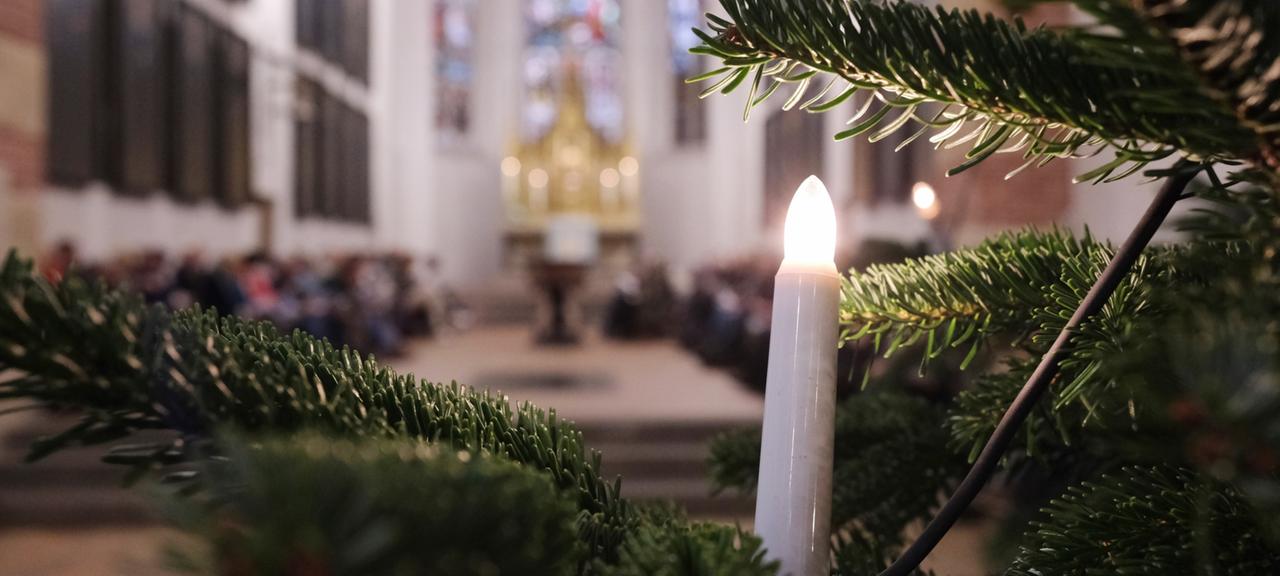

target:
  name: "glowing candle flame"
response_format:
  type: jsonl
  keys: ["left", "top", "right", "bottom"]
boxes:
{"left": 783, "top": 175, "right": 837, "bottom": 268}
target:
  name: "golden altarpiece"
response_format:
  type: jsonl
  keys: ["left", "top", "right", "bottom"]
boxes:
{"left": 500, "top": 69, "right": 641, "bottom": 272}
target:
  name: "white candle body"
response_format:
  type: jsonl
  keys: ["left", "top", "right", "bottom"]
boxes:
{"left": 755, "top": 265, "right": 840, "bottom": 576}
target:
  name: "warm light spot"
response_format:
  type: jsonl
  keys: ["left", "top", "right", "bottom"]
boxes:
{"left": 560, "top": 145, "right": 584, "bottom": 166}
{"left": 912, "top": 182, "right": 940, "bottom": 220}
{"left": 564, "top": 170, "right": 582, "bottom": 192}
{"left": 618, "top": 156, "right": 639, "bottom": 177}
{"left": 501, "top": 156, "right": 522, "bottom": 177}
{"left": 599, "top": 167, "right": 621, "bottom": 188}
{"left": 783, "top": 176, "right": 837, "bottom": 267}
{"left": 528, "top": 168, "right": 549, "bottom": 188}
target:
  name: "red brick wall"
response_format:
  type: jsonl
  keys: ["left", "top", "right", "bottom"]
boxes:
{"left": 936, "top": 153, "right": 1072, "bottom": 226}
{"left": 935, "top": 2, "right": 1074, "bottom": 228}
{"left": 0, "top": 0, "right": 42, "bottom": 43}
{"left": 0, "top": 0, "right": 45, "bottom": 191}
{"left": 0, "top": 125, "right": 44, "bottom": 190}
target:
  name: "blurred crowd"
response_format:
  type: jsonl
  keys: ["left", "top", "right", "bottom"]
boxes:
{"left": 676, "top": 254, "right": 781, "bottom": 393}
{"left": 602, "top": 261, "right": 680, "bottom": 341}
{"left": 628, "top": 241, "right": 943, "bottom": 397}
{"left": 39, "top": 241, "right": 466, "bottom": 358}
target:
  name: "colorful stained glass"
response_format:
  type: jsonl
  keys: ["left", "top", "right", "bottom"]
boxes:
{"left": 669, "top": 0, "right": 706, "bottom": 144}
{"left": 522, "top": 0, "right": 624, "bottom": 142}
{"left": 668, "top": 0, "right": 701, "bottom": 74}
{"left": 435, "top": 0, "right": 475, "bottom": 143}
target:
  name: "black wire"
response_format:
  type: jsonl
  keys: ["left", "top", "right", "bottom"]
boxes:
{"left": 878, "top": 162, "right": 1200, "bottom": 576}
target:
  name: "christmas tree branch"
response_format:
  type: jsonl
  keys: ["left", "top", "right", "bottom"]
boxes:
{"left": 1139, "top": 0, "right": 1280, "bottom": 172}
{"left": 598, "top": 504, "right": 777, "bottom": 576}
{"left": 1006, "top": 466, "right": 1277, "bottom": 574}
{"left": 876, "top": 159, "right": 1196, "bottom": 576}
{"left": 839, "top": 229, "right": 1166, "bottom": 363}
{"left": 0, "top": 252, "right": 632, "bottom": 559}
{"left": 170, "top": 433, "right": 585, "bottom": 575}
{"left": 841, "top": 227, "right": 1183, "bottom": 423}
{"left": 692, "top": 0, "right": 1254, "bottom": 180}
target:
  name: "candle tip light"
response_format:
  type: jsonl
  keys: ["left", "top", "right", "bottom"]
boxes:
{"left": 783, "top": 176, "right": 837, "bottom": 269}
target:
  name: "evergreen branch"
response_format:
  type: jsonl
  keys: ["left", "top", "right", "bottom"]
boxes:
{"left": 1134, "top": 178, "right": 1280, "bottom": 541}
{"left": 692, "top": 0, "right": 1254, "bottom": 179}
{"left": 0, "top": 249, "right": 786, "bottom": 573}
{"left": 0, "top": 252, "right": 632, "bottom": 560}
{"left": 597, "top": 504, "right": 777, "bottom": 576}
{"left": 840, "top": 229, "right": 1201, "bottom": 458}
{"left": 168, "top": 433, "right": 584, "bottom": 576}
{"left": 1139, "top": 0, "right": 1280, "bottom": 172}
{"left": 839, "top": 229, "right": 1079, "bottom": 360}
{"left": 1159, "top": 305, "right": 1280, "bottom": 544}
{"left": 839, "top": 229, "right": 1168, "bottom": 366}
{"left": 948, "top": 360, "right": 1069, "bottom": 461}
{"left": 1005, "top": 466, "right": 1279, "bottom": 575}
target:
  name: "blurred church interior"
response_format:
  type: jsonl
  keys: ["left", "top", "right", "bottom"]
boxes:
{"left": 0, "top": 1, "right": 1178, "bottom": 573}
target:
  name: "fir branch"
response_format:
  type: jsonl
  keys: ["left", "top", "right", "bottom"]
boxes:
{"left": 692, "top": 0, "right": 1253, "bottom": 179}
{"left": 839, "top": 229, "right": 1170, "bottom": 368}
{"left": 1138, "top": 180, "right": 1280, "bottom": 541}
{"left": 168, "top": 433, "right": 585, "bottom": 576}
{"left": 598, "top": 504, "right": 777, "bottom": 576}
{"left": 1139, "top": 0, "right": 1280, "bottom": 172}
{"left": 842, "top": 228, "right": 1206, "bottom": 459}
{"left": 948, "top": 360, "right": 1069, "bottom": 461}
{"left": 1159, "top": 306, "right": 1280, "bottom": 544}
{"left": 1005, "top": 466, "right": 1279, "bottom": 575}
{"left": 0, "top": 252, "right": 632, "bottom": 560}
{"left": 839, "top": 229, "right": 1078, "bottom": 360}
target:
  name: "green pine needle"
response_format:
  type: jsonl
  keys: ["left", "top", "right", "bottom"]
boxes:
{"left": 1006, "top": 466, "right": 1278, "bottom": 575}
{"left": 690, "top": 0, "right": 1255, "bottom": 180}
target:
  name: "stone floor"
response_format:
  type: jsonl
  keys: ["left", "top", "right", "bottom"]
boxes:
{"left": 0, "top": 326, "right": 990, "bottom": 575}
{"left": 392, "top": 325, "right": 765, "bottom": 426}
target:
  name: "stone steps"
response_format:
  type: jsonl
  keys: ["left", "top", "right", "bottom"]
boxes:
{"left": 0, "top": 414, "right": 756, "bottom": 528}
{"left": 0, "top": 444, "right": 157, "bottom": 528}
{"left": 582, "top": 420, "right": 754, "bottom": 518}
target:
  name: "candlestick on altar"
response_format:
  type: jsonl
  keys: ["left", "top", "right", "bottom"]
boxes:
{"left": 755, "top": 175, "right": 840, "bottom": 576}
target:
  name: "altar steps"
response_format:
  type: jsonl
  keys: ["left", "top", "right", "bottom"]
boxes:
{"left": 0, "top": 414, "right": 753, "bottom": 529}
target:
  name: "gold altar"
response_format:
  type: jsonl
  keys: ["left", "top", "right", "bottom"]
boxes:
{"left": 500, "top": 69, "right": 641, "bottom": 271}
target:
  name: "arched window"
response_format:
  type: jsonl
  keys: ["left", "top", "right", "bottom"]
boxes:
{"left": 668, "top": 0, "right": 706, "bottom": 145}
{"left": 435, "top": 0, "right": 476, "bottom": 144}
{"left": 522, "top": 0, "right": 624, "bottom": 142}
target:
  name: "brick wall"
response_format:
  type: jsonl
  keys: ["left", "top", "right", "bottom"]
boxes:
{"left": 0, "top": 0, "right": 44, "bottom": 192}
{"left": 935, "top": 2, "right": 1074, "bottom": 229}
{"left": 0, "top": 125, "right": 43, "bottom": 190}
{"left": 0, "top": 0, "right": 44, "bottom": 256}
{"left": 0, "top": 0, "right": 43, "bottom": 44}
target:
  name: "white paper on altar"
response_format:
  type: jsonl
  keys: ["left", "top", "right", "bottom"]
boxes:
{"left": 543, "top": 214, "right": 600, "bottom": 264}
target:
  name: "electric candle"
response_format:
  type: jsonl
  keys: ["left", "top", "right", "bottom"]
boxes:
{"left": 755, "top": 175, "right": 840, "bottom": 576}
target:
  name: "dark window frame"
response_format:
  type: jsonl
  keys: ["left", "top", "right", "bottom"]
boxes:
{"left": 763, "top": 108, "right": 825, "bottom": 229}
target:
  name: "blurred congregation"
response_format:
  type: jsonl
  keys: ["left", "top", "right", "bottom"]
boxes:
{"left": 36, "top": 242, "right": 463, "bottom": 359}
{"left": 665, "top": 241, "right": 940, "bottom": 397}
{"left": 32, "top": 237, "right": 935, "bottom": 400}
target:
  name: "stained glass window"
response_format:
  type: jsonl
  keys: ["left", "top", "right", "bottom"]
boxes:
{"left": 523, "top": 0, "right": 624, "bottom": 143}
{"left": 669, "top": 0, "right": 706, "bottom": 144}
{"left": 435, "top": 0, "right": 475, "bottom": 143}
